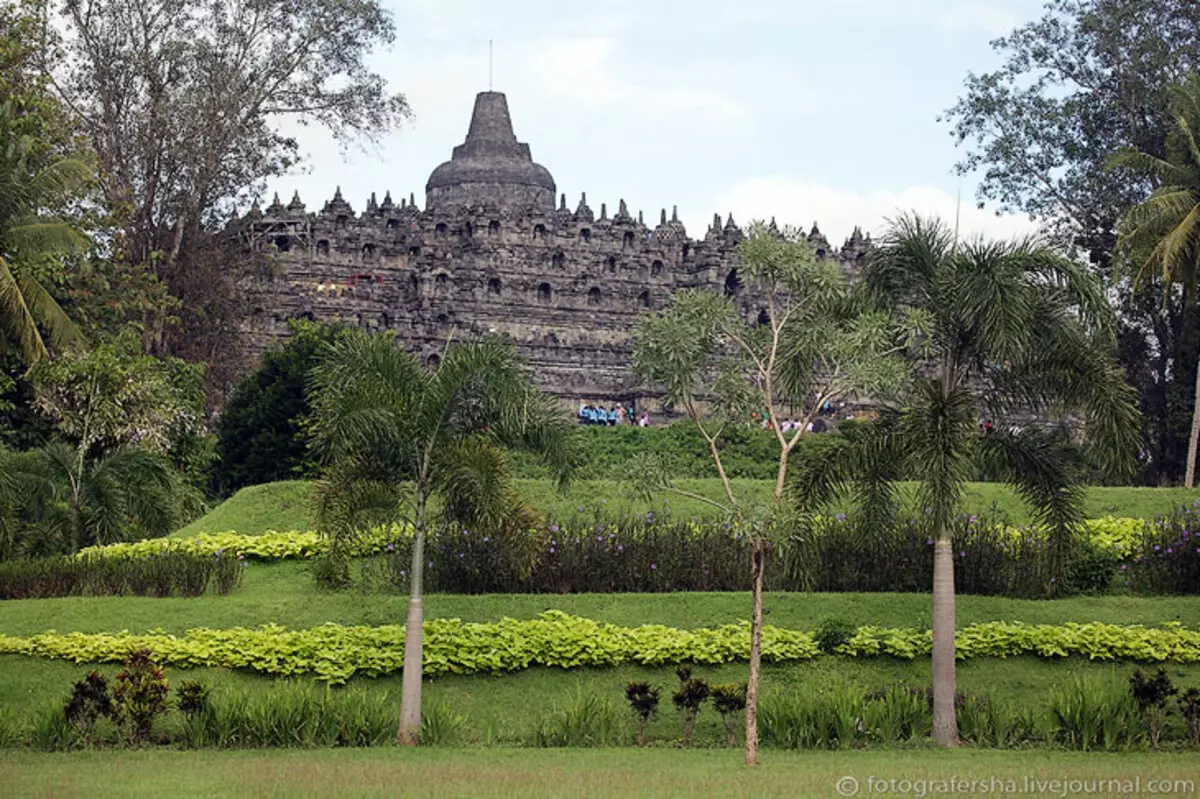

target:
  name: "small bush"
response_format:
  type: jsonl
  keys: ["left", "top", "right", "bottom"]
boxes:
{"left": 112, "top": 650, "right": 170, "bottom": 745}
{"left": 64, "top": 671, "right": 114, "bottom": 744}
{"left": 1179, "top": 687, "right": 1200, "bottom": 747}
{"left": 420, "top": 702, "right": 467, "bottom": 746}
{"left": 1130, "top": 668, "right": 1177, "bottom": 748}
{"left": 176, "top": 680, "right": 210, "bottom": 718}
{"left": 1049, "top": 674, "right": 1138, "bottom": 751}
{"left": 0, "top": 551, "right": 242, "bottom": 599}
{"left": 672, "top": 667, "right": 710, "bottom": 747}
{"left": 814, "top": 618, "right": 856, "bottom": 655}
{"left": 624, "top": 681, "right": 660, "bottom": 746}
{"left": 710, "top": 682, "right": 747, "bottom": 746}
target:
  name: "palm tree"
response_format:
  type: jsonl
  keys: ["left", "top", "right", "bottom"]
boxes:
{"left": 306, "top": 332, "right": 576, "bottom": 745}
{"left": 792, "top": 214, "right": 1140, "bottom": 746}
{"left": 0, "top": 441, "right": 193, "bottom": 556}
{"left": 0, "top": 102, "right": 90, "bottom": 364}
{"left": 1110, "top": 75, "right": 1200, "bottom": 486}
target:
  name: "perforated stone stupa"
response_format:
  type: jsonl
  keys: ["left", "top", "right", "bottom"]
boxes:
{"left": 236, "top": 91, "right": 872, "bottom": 407}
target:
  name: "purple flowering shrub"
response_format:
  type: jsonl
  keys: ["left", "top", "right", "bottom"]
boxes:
{"left": 1125, "top": 507, "right": 1200, "bottom": 595}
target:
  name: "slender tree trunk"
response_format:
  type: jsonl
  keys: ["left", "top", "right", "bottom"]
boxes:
{"left": 773, "top": 449, "right": 789, "bottom": 501}
{"left": 744, "top": 539, "right": 765, "bottom": 766}
{"left": 396, "top": 485, "right": 427, "bottom": 746}
{"left": 931, "top": 535, "right": 959, "bottom": 746}
{"left": 1186, "top": 357, "right": 1200, "bottom": 488}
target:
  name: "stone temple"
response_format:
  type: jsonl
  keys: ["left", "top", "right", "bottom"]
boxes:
{"left": 237, "top": 91, "right": 872, "bottom": 408}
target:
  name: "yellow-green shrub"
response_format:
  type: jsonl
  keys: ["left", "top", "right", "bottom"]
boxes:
{"left": 0, "top": 613, "right": 1195, "bottom": 684}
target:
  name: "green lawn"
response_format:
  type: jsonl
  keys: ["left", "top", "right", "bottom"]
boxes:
{"left": 179, "top": 480, "right": 1200, "bottom": 536}
{"left": 3, "top": 560, "right": 1200, "bottom": 636}
{"left": 2, "top": 748, "right": 1196, "bottom": 798}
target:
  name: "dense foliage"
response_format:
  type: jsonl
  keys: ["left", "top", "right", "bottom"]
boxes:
{"left": 0, "top": 550, "right": 244, "bottom": 599}
{"left": 212, "top": 320, "right": 352, "bottom": 495}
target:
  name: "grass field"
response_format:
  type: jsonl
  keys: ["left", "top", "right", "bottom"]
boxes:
{"left": 4, "top": 560, "right": 1200, "bottom": 635}
{"left": 176, "top": 480, "right": 1200, "bottom": 537}
{"left": 2, "top": 748, "right": 1196, "bottom": 798}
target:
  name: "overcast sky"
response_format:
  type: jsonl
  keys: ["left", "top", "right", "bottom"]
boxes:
{"left": 268, "top": 0, "right": 1048, "bottom": 247}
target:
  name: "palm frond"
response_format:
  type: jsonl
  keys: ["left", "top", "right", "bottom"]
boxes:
{"left": 5, "top": 219, "right": 90, "bottom": 257}
{"left": 16, "top": 274, "right": 85, "bottom": 352}
{"left": 0, "top": 255, "right": 46, "bottom": 363}
{"left": 430, "top": 436, "right": 519, "bottom": 531}
{"left": 978, "top": 427, "right": 1085, "bottom": 541}
{"left": 1107, "top": 148, "right": 1190, "bottom": 185}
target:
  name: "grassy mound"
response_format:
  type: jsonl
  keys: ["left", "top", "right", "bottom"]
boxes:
{"left": 181, "top": 480, "right": 1200, "bottom": 536}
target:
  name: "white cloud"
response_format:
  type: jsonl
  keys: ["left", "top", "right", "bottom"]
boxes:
{"left": 940, "top": 4, "right": 1019, "bottom": 36}
{"left": 528, "top": 37, "right": 750, "bottom": 126}
{"left": 682, "top": 176, "right": 1040, "bottom": 246}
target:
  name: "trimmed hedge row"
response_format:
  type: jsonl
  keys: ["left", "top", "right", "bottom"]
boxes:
{"left": 1, "top": 612, "right": 1196, "bottom": 684}
{"left": 75, "top": 525, "right": 410, "bottom": 561}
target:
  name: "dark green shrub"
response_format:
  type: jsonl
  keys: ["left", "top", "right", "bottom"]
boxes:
{"left": 176, "top": 680, "right": 210, "bottom": 718}
{"left": 213, "top": 551, "right": 245, "bottom": 595}
{"left": 624, "top": 681, "right": 660, "bottom": 746}
{"left": 311, "top": 550, "right": 352, "bottom": 590}
{"left": 64, "top": 671, "right": 114, "bottom": 744}
{"left": 112, "top": 650, "right": 170, "bottom": 745}
{"left": 672, "top": 667, "right": 709, "bottom": 747}
{"left": 0, "top": 552, "right": 239, "bottom": 599}
{"left": 1179, "top": 687, "right": 1200, "bottom": 746}
{"left": 710, "top": 682, "right": 747, "bottom": 746}
{"left": 1130, "top": 668, "right": 1177, "bottom": 747}
{"left": 1127, "top": 508, "right": 1200, "bottom": 595}
{"left": 813, "top": 618, "right": 856, "bottom": 655}
{"left": 535, "top": 687, "right": 623, "bottom": 747}
{"left": 212, "top": 320, "right": 353, "bottom": 495}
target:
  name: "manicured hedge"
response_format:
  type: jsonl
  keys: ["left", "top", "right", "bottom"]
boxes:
{"left": 1, "top": 612, "right": 1196, "bottom": 684}
{"left": 76, "top": 525, "right": 410, "bottom": 561}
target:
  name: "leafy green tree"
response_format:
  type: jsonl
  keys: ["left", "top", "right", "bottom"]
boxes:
{"left": 213, "top": 320, "right": 352, "bottom": 495}
{"left": 792, "top": 215, "right": 1140, "bottom": 746}
{"left": 944, "top": 0, "right": 1200, "bottom": 265}
{"left": 307, "top": 332, "right": 576, "bottom": 746}
{"left": 631, "top": 221, "right": 908, "bottom": 766}
{"left": 943, "top": 0, "right": 1200, "bottom": 483}
{"left": 35, "top": 0, "right": 411, "bottom": 369}
{"left": 1109, "top": 76, "right": 1200, "bottom": 486}
{"left": 29, "top": 339, "right": 207, "bottom": 551}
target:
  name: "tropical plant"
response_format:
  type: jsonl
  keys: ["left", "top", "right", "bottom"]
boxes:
{"left": 1130, "top": 667, "right": 1178, "bottom": 747}
{"left": 631, "top": 220, "right": 907, "bottom": 765}
{"left": 1110, "top": 75, "right": 1200, "bottom": 486}
{"left": 710, "top": 682, "right": 748, "bottom": 746}
{"left": 671, "top": 666, "right": 710, "bottom": 747}
{"left": 307, "top": 331, "right": 576, "bottom": 745}
{"left": 0, "top": 101, "right": 89, "bottom": 365}
{"left": 624, "top": 681, "right": 660, "bottom": 747}
{"left": 112, "top": 649, "right": 170, "bottom": 746}
{"left": 791, "top": 214, "right": 1141, "bottom": 745}
{"left": 64, "top": 670, "right": 114, "bottom": 745}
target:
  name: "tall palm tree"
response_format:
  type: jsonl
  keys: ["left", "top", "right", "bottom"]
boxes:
{"left": 306, "top": 332, "right": 577, "bottom": 745}
{"left": 0, "top": 102, "right": 90, "bottom": 364}
{"left": 792, "top": 214, "right": 1140, "bottom": 746}
{"left": 1110, "top": 75, "right": 1200, "bottom": 486}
